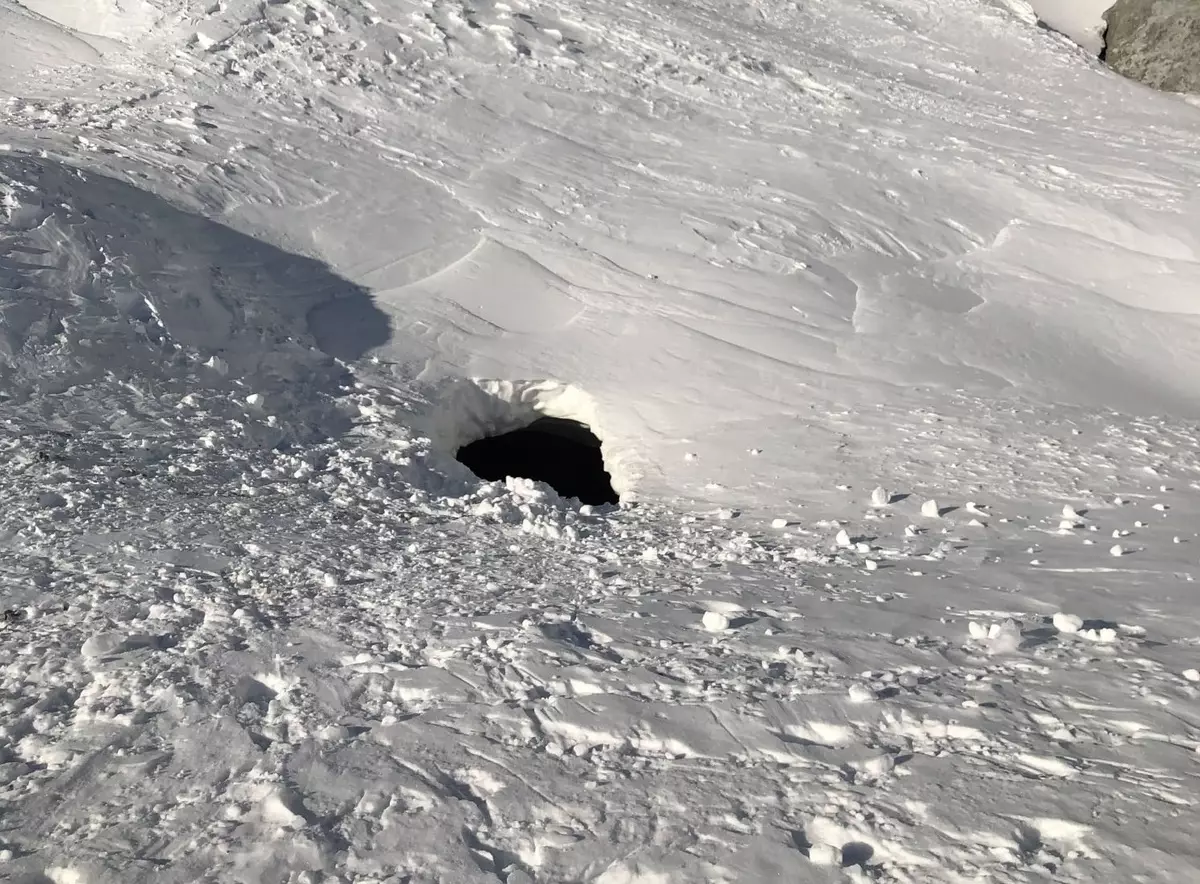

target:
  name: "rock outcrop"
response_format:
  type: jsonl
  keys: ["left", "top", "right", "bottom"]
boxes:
{"left": 1102, "top": 0, "right": 1200, "bottom": 93}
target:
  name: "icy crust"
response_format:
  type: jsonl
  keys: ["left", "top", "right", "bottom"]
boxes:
{"left": 424, "top": 377, "right": 638, "bottom": 502}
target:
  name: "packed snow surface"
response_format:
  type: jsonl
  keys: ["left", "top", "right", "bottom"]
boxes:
{"left": 3, "top": 0, "right": 1200, "bottom": 882}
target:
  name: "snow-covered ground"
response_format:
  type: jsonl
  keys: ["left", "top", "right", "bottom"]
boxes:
{"left": 2, "top": 0, "right": 1200, "bottom": 881}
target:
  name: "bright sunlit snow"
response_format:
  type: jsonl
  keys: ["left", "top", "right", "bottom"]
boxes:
{"left": 3, "top": 0, "right": 1200, "bottom": 881}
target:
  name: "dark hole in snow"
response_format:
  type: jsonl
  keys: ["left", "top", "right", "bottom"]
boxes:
{"left": 455, "top": 416, "right": 619, "bottom": 505}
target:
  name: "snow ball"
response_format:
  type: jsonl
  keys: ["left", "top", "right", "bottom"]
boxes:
{"left": 968, "top": 621, "right": 988, "bottom": 640}
{"left": 1174, "top": 536, "right": 1181, "bottom": 544}
{"left": 1109, "top": 545, "right": 1125, "bottom": 557}
{"left": 835, "top": 529, "right": 852, "bottom": 548}
{"left": 772, "top": 518, "right": 789, "bottom": 529}
{"left": 246, "top": 392, "right": 265, "bottom": 407}
{"left": 1153, "top": 503, "right": 1168, "bottom": 512}
{"left": 1113, "top": 496, "right": 1124, "bottom": 506}
{"left": 1081, "top": 627, "right": 1117, "bottom": 643}
{"left": 702, "top": 611, "right": 730, "bottom": 632}
{"left": 1052, "top": 612, "right": 1083, "bottom": 634}
{"left": 848, "top": 683, "right": 875, "bottom": 703}
{"left": 748, "top": 448, "right": 762, "bottom": 455}
{"left": 864, "top": 559, "right": 878, "bottom": 571}
{"left": 1134, "top": 520, "right": 1146, "bottom": 528}
{"left": 870, "top": 486, "right": 890, "bottom": 507}
{"left": 920, "top": 499, "right": 941, "bottom": 518}
{"left": 684, "top": 452, "right": 698, "bottom": 461}
{"left": 1183, "top": 669, "right": 1200, "bottom": 682}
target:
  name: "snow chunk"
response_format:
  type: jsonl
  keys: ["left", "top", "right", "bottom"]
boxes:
{"left": 1052, "top": 612, "right": 1083, "bottom": 634}
{"left": 920, "top": 499, "right": 940, "bottom": 518}
{"left": 848, "top": 683, "right": 875, "bottom": 703}
{"left": 702, "top": 611, "right": 730, "bottom": 632}
{"left": 870, "top": 486, "right": 889, "bottom": 507}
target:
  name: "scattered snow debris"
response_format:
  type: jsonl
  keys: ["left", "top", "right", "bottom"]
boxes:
{"left": 1184, "top": 669, "right": 1200, "bottom": 682}
{"left": 771, "top": 518, "right": 789, "bottom": 529}
{"left": 1110, "top": 545, "right": 1126, "bottom": 557}
{"left": 702, "top": 611, "right": 730, "bottom": 632}
{"left": 1053, "top": 612, "right": 1084, "bottom": 634}
{"left": 920, "top": 499, "right": 941, "bottom": 518}
{"left": 848, "top": 683, "right": 875, "bottom": 703}
{"left": 835, "top": 529, "right": 852, "bottom": 548}
{"left": 870, "top": 486, "right": 890, "bottom": 507}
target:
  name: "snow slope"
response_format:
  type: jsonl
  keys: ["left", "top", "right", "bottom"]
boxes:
{"left": 2, "top": 0, "right": 1200, "bottom": 881}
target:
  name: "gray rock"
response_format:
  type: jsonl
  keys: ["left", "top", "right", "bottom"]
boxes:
{"left": 1102, "top": 0, "right": 1200, "bottom": 93}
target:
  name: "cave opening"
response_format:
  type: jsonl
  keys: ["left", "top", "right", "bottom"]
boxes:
{"left": 455, "top": 416, "right": 619, "bottom": 506}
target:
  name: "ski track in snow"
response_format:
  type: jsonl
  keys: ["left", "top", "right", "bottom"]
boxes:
{"left": 2, "top": 0, "right": 1200, "bottom": 881}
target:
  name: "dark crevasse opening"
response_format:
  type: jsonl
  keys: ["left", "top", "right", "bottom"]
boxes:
{"left": 455, "top": 416, "right": 619, "bottom": 505}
